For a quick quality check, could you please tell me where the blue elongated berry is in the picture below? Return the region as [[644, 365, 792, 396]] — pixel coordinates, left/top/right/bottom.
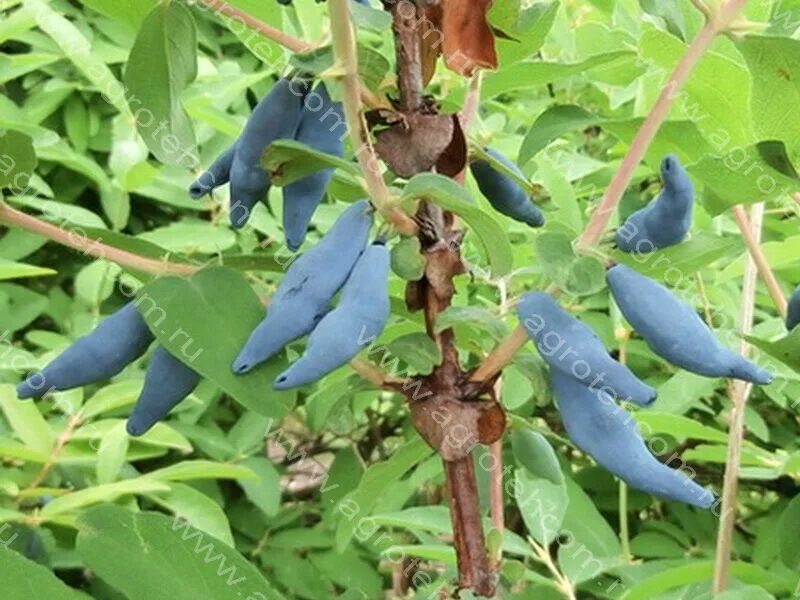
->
[[283, 83, 345, 251], [228, 78, 307, 229], [274, 241, 390, 390], [126, 346, 202, 436], [517, 292, 657, 406], [607, 264, 773, 384], [551, 370, 716, 509], [17, 303, 154, 399], [616, 155, 694, 253], [233, 200, 374, 374], [470, 148, 545, 228], [787, 285, 800, 331], [189, 143, 236, 199]]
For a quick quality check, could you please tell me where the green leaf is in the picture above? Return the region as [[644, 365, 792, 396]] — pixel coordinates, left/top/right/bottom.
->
[[511, 429, 564, 485], [144, 460, 256, 483], [366, 505, 534, 558], [489, 1, 560, 66], [238, 456, 281, 518], [635, 412, 728, 444], [36, 141, 129, 229], [146, 483, 234, 547], [124, 3, 198, 165], [690, 146, 800, 213], [520, 104, 598, 165], [434, 305, 509, 341], [77, 504, 286, 600], [515, 469, 568, 545], [611, 233, 738, 278], [385, 333, 443, 375], [289, 45, 390, 93], [0, 129, 35, 189], [0, 384, 53, 454], [138, 223, 237, 254], [136, 267, 296, 418], [557, 478, 622, 583], [564, 256, 606, 297], [746, 328, 800, 373], [77, 0, 155, 29], [778, 487, 800, 569], [738, 35, 800, 168], [402, 173, 513, 278], [41, 479, 171, 517], [620, 560, 779, 600], [96, 421, 129, 484], [481, 51, 633, 99], [262, 139, 360, 187], [0, 545, 85, 599], [24, 0, 130, 116], [0, 259, 54, 281], [639, 27, 753, 148], [335, 436, 432, 551]]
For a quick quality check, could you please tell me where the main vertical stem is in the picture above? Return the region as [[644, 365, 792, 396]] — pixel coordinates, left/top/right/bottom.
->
[[445, 458, 494, 597], [389, 2, 494, 595]]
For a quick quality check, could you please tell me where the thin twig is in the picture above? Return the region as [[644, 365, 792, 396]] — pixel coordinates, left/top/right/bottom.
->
[[195, 0, 314, 53], [25, 414, 82, 490], [470, 325, 527, 383], [0, 201, 197, 276], [530, 539, 577, 600], [713, 203, 763, 592], [732, 205, 788, 318]]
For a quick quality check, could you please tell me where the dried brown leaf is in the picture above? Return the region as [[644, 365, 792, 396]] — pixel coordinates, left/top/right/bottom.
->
[[441, 0, 498, 77]]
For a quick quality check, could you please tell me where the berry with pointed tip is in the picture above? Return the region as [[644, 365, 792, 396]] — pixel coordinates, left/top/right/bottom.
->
[[551, 370, 716, 509], [233, 200, 374, 374], [607, 264, 773, 384], [16, 303, 154, 399], [227, 78, 307, 229], [189, 143, 236, 199], [470, 148, 545, 228], [283, 83, 345, 251], [787, 285, 800, 331], [126, 346, 202, 437], [517, 292, 657, 406], [616, 154, 694, 253], [274, 242, 390, 390]]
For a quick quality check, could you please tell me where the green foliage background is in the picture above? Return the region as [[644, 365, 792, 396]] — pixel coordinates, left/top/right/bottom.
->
[[0, 0, 799, 598]]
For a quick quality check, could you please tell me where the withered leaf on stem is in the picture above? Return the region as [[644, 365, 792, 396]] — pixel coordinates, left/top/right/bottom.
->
[[421, 3, 443, 86], [374, 112, 455, 178], [410, 395, 506, 462], [436, 114, 467, 177], [440, 0, 498, 77]]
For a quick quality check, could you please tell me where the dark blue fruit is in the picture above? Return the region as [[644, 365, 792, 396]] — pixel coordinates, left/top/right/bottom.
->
[[233, 200, 374, 374], [787, 285, 800, 331], [126, 346, 202, 437], [551, 370, 715, 509], [274, 241, 390, 390], [607, 264, 773, 384], [616, 154, 694, 253], [283, 83, 345, 251], [189, 143, 236, 199], [226, 78, 307, 229], [517, 292, 657, 406], [17, 303, 154, 399], [470, 148, 545, 228]]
